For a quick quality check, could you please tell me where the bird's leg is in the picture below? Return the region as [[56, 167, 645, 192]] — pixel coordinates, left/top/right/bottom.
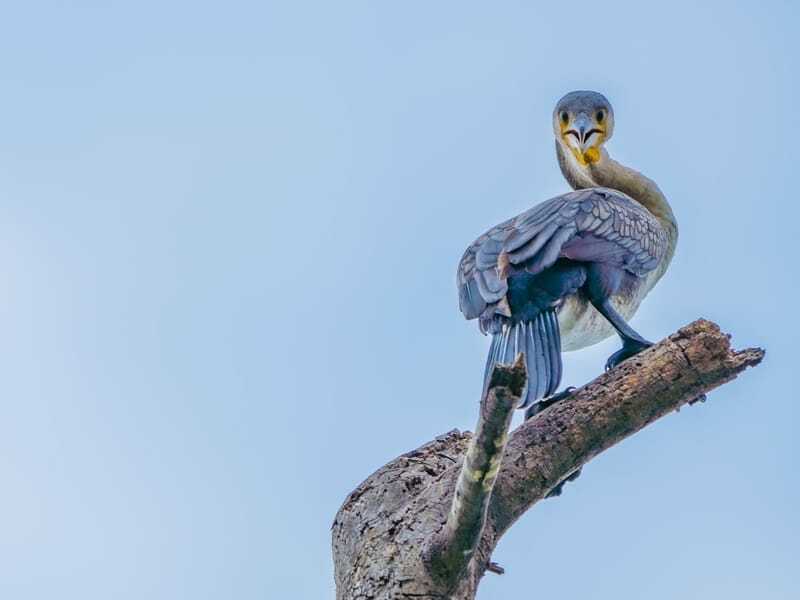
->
[[524, 387, 577, 420], [590, 298, 653, 371]]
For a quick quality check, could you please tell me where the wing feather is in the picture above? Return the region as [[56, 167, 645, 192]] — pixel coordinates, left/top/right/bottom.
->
[[456, 187, 668, 321]]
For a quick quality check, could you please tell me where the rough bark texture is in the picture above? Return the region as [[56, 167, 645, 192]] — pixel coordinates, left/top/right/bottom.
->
[[331, 320, 764, 599]]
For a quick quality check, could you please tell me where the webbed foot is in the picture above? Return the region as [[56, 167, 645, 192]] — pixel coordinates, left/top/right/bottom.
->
[[605, 339, 653, 371], [524, 387, 577, 420]]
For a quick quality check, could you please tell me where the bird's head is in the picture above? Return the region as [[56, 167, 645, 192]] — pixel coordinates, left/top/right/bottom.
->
[[553, 90, 614, 166]]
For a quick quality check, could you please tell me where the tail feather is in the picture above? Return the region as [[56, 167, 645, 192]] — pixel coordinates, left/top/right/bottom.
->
[[545, 310, 562, 391], [483, 309, 562, 409], [530, 320, 544, 400]]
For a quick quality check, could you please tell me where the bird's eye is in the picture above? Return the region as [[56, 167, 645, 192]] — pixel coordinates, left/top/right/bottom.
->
[[596, 110, 605, 123], [560, 111, 569, 124]]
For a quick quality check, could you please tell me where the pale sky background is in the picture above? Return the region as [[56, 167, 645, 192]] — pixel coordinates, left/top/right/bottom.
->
[[0, 1, 797, 599]]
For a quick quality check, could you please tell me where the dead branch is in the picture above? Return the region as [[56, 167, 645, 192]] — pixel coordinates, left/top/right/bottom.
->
[[331, 319, 764, 599]]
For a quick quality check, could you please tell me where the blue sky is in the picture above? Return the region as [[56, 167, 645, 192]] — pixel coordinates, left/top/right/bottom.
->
[[0, 1, 797, 598]]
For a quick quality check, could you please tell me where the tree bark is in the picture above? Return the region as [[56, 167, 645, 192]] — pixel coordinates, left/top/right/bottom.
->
[[331, 319, 764, 599]]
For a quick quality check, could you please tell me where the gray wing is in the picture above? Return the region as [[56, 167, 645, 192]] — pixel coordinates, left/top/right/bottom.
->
[[457, 187, 668, 321]]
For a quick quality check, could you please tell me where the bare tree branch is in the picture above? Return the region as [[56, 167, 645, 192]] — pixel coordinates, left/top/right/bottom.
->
[[332, 319, 764, 600], [486, 319, 764, 537], [425, 354, 525, 589]]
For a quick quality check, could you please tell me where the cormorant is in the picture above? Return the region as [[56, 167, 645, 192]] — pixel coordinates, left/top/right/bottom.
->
[[457, 91, 677, 417]]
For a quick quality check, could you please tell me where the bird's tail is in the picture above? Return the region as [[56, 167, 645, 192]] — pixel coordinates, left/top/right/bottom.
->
[[483, 309, 562, 409]]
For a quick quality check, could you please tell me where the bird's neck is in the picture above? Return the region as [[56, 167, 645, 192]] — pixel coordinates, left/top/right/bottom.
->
[[556, 141, 678, 260]]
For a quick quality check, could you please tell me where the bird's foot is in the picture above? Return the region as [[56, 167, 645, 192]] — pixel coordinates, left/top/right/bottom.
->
[[689, 393, 707, 405], [605, 339, 653, 371], [524, 387, 577, 420], [546, 468, 583, 498]]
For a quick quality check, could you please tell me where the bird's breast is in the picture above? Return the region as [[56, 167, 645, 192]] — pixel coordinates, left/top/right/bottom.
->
[[557, 271, 656, 351]]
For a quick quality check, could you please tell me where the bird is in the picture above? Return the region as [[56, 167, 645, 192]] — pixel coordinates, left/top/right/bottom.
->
[[457, 90, 678, 418]]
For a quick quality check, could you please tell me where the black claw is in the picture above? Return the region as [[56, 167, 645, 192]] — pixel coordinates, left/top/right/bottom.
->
[[605, 339, 653, 371], [524, 387, 577, 420], [542, 386, 577, 407], [486, 561, 505, 575], [546, 468, 583, 498], [689, 393, 707, 405], [546, 483, 565, 498]]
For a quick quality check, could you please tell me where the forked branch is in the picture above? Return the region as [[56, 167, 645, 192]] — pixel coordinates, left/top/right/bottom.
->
[[331, 320, 765, 600]]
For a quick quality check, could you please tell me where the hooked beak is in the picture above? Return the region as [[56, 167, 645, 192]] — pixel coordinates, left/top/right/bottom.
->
[[565, 115, 603, 152], [562, 113, 605, 164]]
